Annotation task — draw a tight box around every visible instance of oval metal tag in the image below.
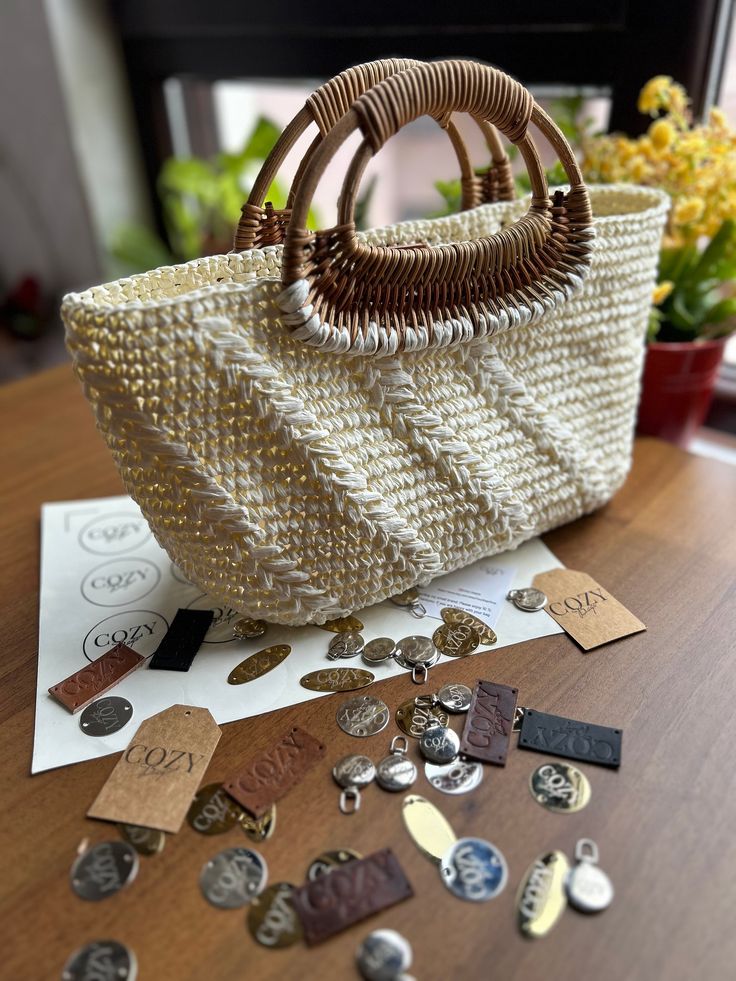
[228,645,291,685]
[516,850,570,937]
[401,794,457,862]
[300,667,374,692]
[317,615,364,633]
[441,607,497,646]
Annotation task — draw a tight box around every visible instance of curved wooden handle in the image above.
[278,60,592,357]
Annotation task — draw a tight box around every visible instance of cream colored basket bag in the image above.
[64,61,668,625]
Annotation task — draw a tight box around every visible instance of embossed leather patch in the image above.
[291,848,413,945]
[49,642,145,714]
[459,680,518,766]
[518,708,623,768]
[223,727,326,818]
[148,608,214,671]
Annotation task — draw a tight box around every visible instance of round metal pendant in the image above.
[394,635,439,669]
[336,695,390,737]
[333,754,377,789]
[507,587,547,612]
[318,615,364,633]
[530,762,592,813]
[437,683,473,713]
[306,848,362,881]
[401,794,457,862]
[199,847,267,909]
[440,838,508,902]
[396,696,449,738]
[432,622,480,658]
[327,631,365,660]
[228,645,291,684]
[390,587,420,607]
[516,850,570,938]
[247,882,302,948]
[566,840,614,913]
[70,841,139,901]
[376,738,418,792]
[425,759,484,795]
[440,607,497,646]
[419,725,460,765]
[362,637,396,664]
[300,667,374,692]
[118,824,165,856]
[356,929,413,981]
[79,696,133,737]
[62,941,137,981]
[233,617,268,640]
[187,782,245,835]
[241,804,277,843]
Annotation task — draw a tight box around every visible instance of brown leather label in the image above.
[223,726,326,818]
[49,642,145,714]
[291,848,413,945]
[460,680,518,766]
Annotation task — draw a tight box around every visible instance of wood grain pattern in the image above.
[2,365,736,981]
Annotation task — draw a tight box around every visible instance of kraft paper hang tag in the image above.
[87,705,221,833]
[532,569,645,651]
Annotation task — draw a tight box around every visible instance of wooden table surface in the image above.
[2,364,735,981]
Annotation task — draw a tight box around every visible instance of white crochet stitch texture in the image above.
[63,185,669,625]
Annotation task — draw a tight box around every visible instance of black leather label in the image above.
[148,608,214,671]
[518,709,622,768]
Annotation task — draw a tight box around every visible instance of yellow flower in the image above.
[652,281,674,305]
[629,157,649,182]
[649,119,675,150]
[673,196,705,225]
[709,106,728,129]
[638,76,672,114]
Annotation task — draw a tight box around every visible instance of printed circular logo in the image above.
[83,610,169,662]
[78,512,151,555]
[187,593,241,643]
[81,558,161,608]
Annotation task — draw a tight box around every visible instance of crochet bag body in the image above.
[63,61,668,625]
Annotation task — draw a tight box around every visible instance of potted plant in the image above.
[582,76,736,447]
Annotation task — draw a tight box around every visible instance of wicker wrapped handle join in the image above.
[278,59,594,356]
[233,57,515,251]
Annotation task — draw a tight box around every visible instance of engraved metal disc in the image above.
[425,759,484,795]
[247,882,303,948]
[432,622,480,658]
[187,782,245,835]
[362,637,397,664]
[530,762,592,813]
[233,617,268,640]
[327,631,365,660]
[356,928,413,981]
[394,635,440,668]
[318,615,365,633]
[396,696,449,738]
[199,847,267,909]
[79,696,133,737]
[228,645,291,684]
[419,725,460,765]
[390,587,420,607]
[375,754,418,792]
[300,667,374,692]
[70,841,139,901]
[507,587,547,612]
[62,941,137,981]
[336,695,390,737]
[516,850,570,938]
[566,861,614,912]
[437,683,473,713]
[241,804,277,843]
[306,848,362,881]
[440,837,508,902]
[440,607,497,645]
[333,754,377,789]
[401,794,457,862]
[117,823,165,856]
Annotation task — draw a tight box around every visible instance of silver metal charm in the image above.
[394,635,440,684]
[327,631,365,660]
[440,837,508,902]
[419,725,460,765]
[376,736,418,792]
[566,838,614,913]
[425,759,483,795]
[62,941,137,981]
[356,928,413,981]
[199,847,267,909]
[336,695,391,737]
[332,754,376,815]
[507,587,548,612]
[437,683,472,713]
[79,696,133,737]
[362,637,397,664]
[70,841,139,901]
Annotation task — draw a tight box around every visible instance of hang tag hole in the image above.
[185,710,191,716]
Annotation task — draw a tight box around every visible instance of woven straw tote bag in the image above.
[64,60,669,626]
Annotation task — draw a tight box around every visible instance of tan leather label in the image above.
[87,705,221,833]
[223,726,326,818]
[49,642,144,714]
[533,568,646,651]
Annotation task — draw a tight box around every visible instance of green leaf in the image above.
[107,224,174,274]
[354,175,377,231]
[701,296,736,324]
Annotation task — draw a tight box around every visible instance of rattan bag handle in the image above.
[233,58,515,251]
[278,60,593,356]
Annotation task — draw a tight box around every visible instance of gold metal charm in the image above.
[233,618,268,640]
[241,804,277,843]
[432,622,480,658]
[247,882,303,948]
[441,607,497,646]
[117,823,165,856]
[300,667,374,692]
[396,696,449,738]
[317,615,365,633]
[401,793,457,862]
[530,762,592,813]
[227,645,291,685]
[186,782,245,835]
[516,850,570,938]
[390,587,427,619]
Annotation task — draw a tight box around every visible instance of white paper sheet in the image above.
[34,495,563,773]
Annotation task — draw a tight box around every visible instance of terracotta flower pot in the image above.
[637,337,728,448]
